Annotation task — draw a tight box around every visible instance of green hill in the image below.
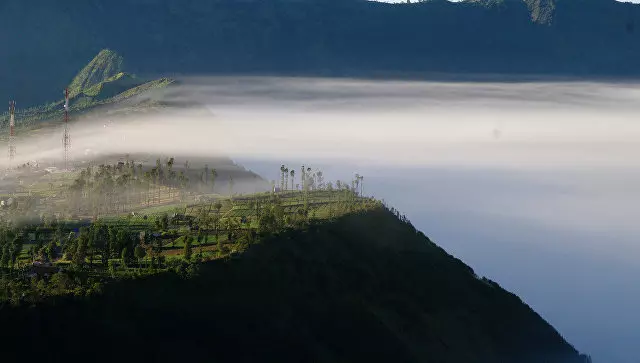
[0,206,591,363]
[68,49,125,97]
[0,49,174,134]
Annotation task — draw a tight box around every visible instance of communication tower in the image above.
[8,100,16,163]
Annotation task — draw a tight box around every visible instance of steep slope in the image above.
[68,49,125,97]
[0,207,591,363]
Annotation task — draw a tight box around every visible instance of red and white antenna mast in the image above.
[63,88,71,171]
[8,100,16,164]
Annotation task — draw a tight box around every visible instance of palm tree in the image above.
[359,175,364,196]
[166,157,175,199]
[354,173,360,196]
[228,176,235,198]
[290,169,295,191]
[284,167,289,191]
[316,171,324,190]
[143,171,152,206]
[211,168,218,194]
[178,171,186,201]
[213,201,223,243]
[280,165,285,191]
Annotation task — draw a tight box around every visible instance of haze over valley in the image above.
[4,76,637,362]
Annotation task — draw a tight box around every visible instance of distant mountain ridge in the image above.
[1,0,640,106]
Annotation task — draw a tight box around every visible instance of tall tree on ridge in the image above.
[317,171,324,190]
[229,176,235,198]
[284,167,289,191]
[211,168,218,194]
[290,169,295,191]
[280,165,285,191]
[167,157,175,199]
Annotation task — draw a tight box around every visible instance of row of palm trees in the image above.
[277,164,363,196]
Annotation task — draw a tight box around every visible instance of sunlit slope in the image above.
[0,207,590,363]
[0,49,174,133]
[68,49,125,97]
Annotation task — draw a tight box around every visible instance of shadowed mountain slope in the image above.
[0,207,591,363]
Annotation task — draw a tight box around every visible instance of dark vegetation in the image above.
[2,0,640,107]
[0,205,592,363]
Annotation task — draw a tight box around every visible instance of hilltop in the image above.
[0,198,592,363]
[67,49,125,97]
[0,49,174,133]
[2,0,640,106]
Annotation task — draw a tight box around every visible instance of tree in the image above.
[143,171,152,206]
[167,157,175,198]
[280,165,285,191]
[134,244,146,269]
[284,167,289,191]
[228,176,235,198]
[290,169,295,191]
[183,234,193,261]
[9,236,23,269]
[214,202,222,243]
[74,227,89,267]
[156,213,169,231]
[316,171,324,189]
[0,244,9,268]
[155,158,164,203]
[121,247,129,267]
[211,168,218,193]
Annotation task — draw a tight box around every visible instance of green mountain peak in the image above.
[68,49,124,97]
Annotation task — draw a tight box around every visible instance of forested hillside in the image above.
[0,206,592,363]
[2,0,640,107]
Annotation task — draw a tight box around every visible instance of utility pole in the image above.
[63,88,71,171]
[8,100,16,165]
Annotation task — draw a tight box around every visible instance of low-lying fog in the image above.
[11,77,640,363]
